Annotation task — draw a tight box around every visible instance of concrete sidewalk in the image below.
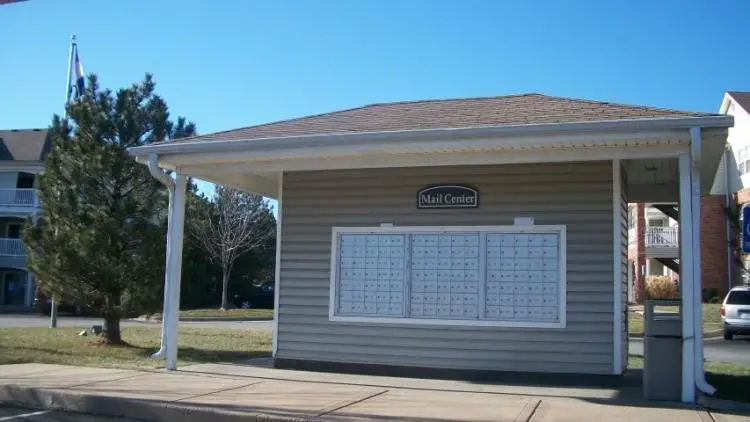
[0,361,747,422]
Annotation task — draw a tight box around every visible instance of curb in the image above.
[0,384,308,422]
[135,316,273,322]
[699,395,750,414]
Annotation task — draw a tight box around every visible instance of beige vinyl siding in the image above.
[619,164,629,373]
[278,161,615,374]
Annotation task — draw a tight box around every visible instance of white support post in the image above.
[273,172,283,356]
[165,174,187,371]
[678,152,696,403]
[612,159,623,374]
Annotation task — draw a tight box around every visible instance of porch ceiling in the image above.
[131,118,731,201]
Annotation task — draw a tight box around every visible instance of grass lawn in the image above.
[628,303,723,336]
[629,356,750,403]
[0,326,272,370]
[148,308,274,319]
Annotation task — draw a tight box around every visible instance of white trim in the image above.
[0,162,45,174]
[678,152,696,403]
[129,115,733,157]
[328,224,566,329]
[272,171,282,356]
[174,144,688,180]
[612,159,623,375]
[161,137,690,169]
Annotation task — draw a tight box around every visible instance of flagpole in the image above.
[52,34,76,329]
[63,34,75,119]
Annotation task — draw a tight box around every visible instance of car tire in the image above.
[724,330,733,340]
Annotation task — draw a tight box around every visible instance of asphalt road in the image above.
[0,314,273,331]
[629,336,750,366]
[0,405,143,421]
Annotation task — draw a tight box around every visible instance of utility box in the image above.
[643,299,683,401]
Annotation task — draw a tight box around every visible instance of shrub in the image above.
[645,275,678,299]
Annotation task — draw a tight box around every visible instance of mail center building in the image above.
[131,94,732,396]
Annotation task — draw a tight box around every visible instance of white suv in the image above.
[721,285,750,340]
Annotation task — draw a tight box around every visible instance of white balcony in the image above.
[0,238,24,256]
[0,189,38,208]
[629,226,679,258]
[646,227,680,248]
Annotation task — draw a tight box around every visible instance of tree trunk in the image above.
[103,316,122,345]
[220,270,229,310]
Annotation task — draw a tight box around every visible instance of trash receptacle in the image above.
[643,299,682,401]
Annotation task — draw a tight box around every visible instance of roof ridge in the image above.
[0,128,48,132]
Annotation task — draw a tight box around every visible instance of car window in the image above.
[726,291,750,305]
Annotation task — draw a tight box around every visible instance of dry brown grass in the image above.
[644,275,678,299]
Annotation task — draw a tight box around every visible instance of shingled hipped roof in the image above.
[173,93,717,144]
[0,129,50,161]
[728,91,750,113]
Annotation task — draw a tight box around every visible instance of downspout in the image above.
[690,127,717,396]
[147,154,174,360]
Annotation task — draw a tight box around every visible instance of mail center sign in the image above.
[417,185,479,209]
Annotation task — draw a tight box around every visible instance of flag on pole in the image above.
[67,44,85,102]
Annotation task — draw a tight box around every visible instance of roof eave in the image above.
[128,115,733,158]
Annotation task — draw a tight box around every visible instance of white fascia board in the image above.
[128,115,733,158]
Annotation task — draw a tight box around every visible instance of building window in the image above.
[738,146,750,175]
[329,225,566,328]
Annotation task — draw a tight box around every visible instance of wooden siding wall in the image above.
[278,162,616,374]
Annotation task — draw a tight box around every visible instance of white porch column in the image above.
[165,174,187,371]
[272,171,283,357]
[678,152,696,403]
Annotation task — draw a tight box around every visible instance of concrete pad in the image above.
[180,379,387,418]
[710,413,750,422]
[531,398,706,422]
[181,363,623,400]
[0,363,72,377]
[1,365,139,388]
[70,372,259,401]
[326,388,531,422]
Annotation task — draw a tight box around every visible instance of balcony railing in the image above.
[0,189,38,208]
[0,238,24,256]
[629,226,680,248]
[646,227,680,247]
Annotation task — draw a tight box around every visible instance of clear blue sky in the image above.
[2,0,749,181]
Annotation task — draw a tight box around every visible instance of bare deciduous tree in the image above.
[189,186,275,310]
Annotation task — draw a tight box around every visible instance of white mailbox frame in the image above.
[329,225,567,328]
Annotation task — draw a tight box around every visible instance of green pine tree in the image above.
[23,73,195,345]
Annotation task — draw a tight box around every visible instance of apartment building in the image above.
[0,129,48,310]
[628,91,750,303]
